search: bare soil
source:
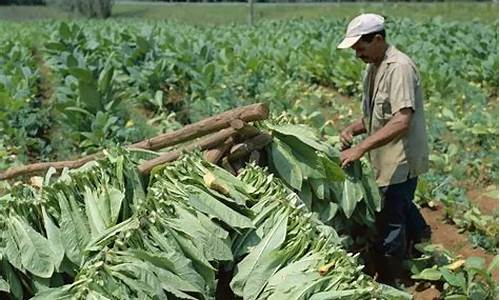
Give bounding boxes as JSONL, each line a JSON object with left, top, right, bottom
{"left": 467, "top": 187, "right": 499, "bottom": 216}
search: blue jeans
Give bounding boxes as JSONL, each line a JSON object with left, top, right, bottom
{"left": 375, "top": 177, "right": 429, "bottom": 258}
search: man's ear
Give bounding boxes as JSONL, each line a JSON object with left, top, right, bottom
{"left": 374, "top": 34, "right": 384, "bottom": 43}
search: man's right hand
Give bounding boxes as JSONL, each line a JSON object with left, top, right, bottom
{"left": 340, "top": 128, "right": 354, "bottom": 150}
{"left": 338, "top": 118, "right": 366, "bottom": 150}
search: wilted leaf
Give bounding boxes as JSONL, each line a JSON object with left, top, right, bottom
{"left": 446, "top": 259, "right": 466, "bottom": 271}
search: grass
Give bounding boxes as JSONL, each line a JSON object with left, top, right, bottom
{"left": 0, "top": 5, "right": 71, "bottom": 21}
{"left": 0, "top": 2, "right": 497, "bottom": 24}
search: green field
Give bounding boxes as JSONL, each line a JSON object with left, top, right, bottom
{"left": 0, "top": 2, "right": 497, "bottom": 23}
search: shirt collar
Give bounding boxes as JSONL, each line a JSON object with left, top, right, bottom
{"left": 383, "top": 45, "right": 399, "bottom": 64}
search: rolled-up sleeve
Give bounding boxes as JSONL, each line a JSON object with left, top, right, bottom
{"left": 388, "top": 63, "right": 418, "bottom": 114}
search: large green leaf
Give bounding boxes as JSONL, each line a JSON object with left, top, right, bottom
{"left": 58, "top": 22, "right": 72, "bottom": 40}
{"left": 243, "top": 249, "right": 286, "bottom": 300}
{"left": 1, "top": 259, "right": 23, "bottom": 300}
{"left": 147, "top": 227, "right": 207, "bottom": 293}
{"left": 0, "top": 276, "right": 9, "bottom": 292}
{"left": 70, "top": 67, "right": 102, "bottom": 114}
{"left": 3, "top": 229, "right": 24, "bottom": 272}
{"left": 166, "top": 204, "right": 232, "bottom": 262}
{"left": 84, "top": 186, "right": 124, "bottom": 238}
{"left": 341, "top": 179, "right": 364, "bottom": 218}
{"left": 167, "top": 226, "right": 215, "bottom": 273}
{"left": 275, "top": 134, "right": 326, "bottom": 180}
{"left": 298, "top": 181, "right": 313, "bottom": 210}
{"left": 231, "top": 210, "right": 288, "bottom": 296}
{"left": 268, "top": 272, "right": 325, "bottom": 300}
{"left": 110, "top": 261, "right": 166, "bottom": 298}
{"left": 264, "top": 254, "right": 321, "bottom": 295}
{"left": 440, "top": 267, "right": 466, "bottom": 289}
{"left": 30, "top": 284, "right": 74, "bottom": 300}
{"left": 360, "top": 162, "right": 382, "bottom": 213}
{"left": 310, "top": 179, "right": 325, "bottom": 200}
{"left": 84, "top": 187, "right": 107, "bottom": 237}
{"left": 312, "top": 198, "right": 339, "bottom": 223}
{"left": 7, "top": 216, "right": 57, "bottom": 278}
{"left": 186, "top": 186, "right": 254, "bottom": 230}
{"left": 58, "top": 191, "right": 91, "bottom": 266}
{"left": 319, "top": 153, "right": 345, "bottom": 182}
{"left": 86, "top": 217, "right": 140, "bottom": 252}
{"left": 411, "top": 267, "right": 442, "bottom": 281}
{"left": 41, "top": 208, "right": 65, "bottom": 271}
{"left": 465, "top": 256, "right": 486, "bottom": 270}
{"left": 125, "top": 249, "right": 201, "bottom": 297}
{"left": 269, "top": 124, "right": 333, "bottom": 155}
{"left": 154, "top": 268, "right": 201, "bottom": 299}
{"left": 105, "top": 187, "right": 125, "bottom": 227}
{"left": 270, "top": 140, "right": 302, "bottom": 190}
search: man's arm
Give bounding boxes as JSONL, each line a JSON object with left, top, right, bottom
{"left": 340, "top": 118, "right": 367, "bottom": 150}
{"left": 340, "top": 108, "right": 412, "bottom": 167}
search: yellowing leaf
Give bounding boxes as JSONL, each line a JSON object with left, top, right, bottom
{"left": 203, "top": 172, "right": 230, "bottom": 195}
{"left": 447, "top": 259, "right": 465, "bottom": 271}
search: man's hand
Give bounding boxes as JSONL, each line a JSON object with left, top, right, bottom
{"left": 339, "top": 118, "right": 366, "bottom": 151}
{"left": 340, "top": 146, "right": 365, "bottom": 168}
{"left": 339, "top": 128, "right": 354, "bottom": 150}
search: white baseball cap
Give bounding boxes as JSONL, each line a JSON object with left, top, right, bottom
{"left": 337, "top": 14, "right": 385, "bottom": 49}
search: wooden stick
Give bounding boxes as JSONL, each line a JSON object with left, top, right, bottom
{"left": 0, "top": 155, "right": 99, "bottom": 181}
{"left": 234, "top": 124, "right": 260, "bottom": 141}
{"left": 204, "top": 136, "right": 235, "bottom": 164}
{"left": 227, "top": 133, "right": 273, "bottom": 162}
{"left": 0, "top": 103, "right": 268, "bottom": 180}
{"left": 129, "top": 103, "right": 268, "bottom": 150}
{"left": 138, "top": 127, "right": 238, "bottom": 175}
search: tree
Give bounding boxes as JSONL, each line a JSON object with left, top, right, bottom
{"left": 0, "top": 0, "right": 45, "bottom": 4}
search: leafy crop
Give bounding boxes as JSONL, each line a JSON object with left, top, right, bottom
{"left": 0, "top": 148, "right": 411, "bottom": 299}
{"left": 409, "top": 243, "right": 498, "bottom": 299}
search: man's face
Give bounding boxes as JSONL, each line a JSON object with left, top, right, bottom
{"left": 351, "top": 37, "right": 380, "bottom": 64}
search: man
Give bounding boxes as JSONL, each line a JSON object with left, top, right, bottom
{"left": 337, "top": 13, "right": 431, "bottom": 283}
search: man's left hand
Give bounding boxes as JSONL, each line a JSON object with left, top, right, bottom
{"left": 340, "top": 146, "right": 365, "bottom": 168}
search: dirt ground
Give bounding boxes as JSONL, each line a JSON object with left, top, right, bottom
{"left": 408, "top": 188, "right": 499, "bottom": 300}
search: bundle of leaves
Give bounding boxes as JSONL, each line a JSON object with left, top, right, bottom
{"left": 232, "top": 164, "right": 409, "bottom": 299}
{"left": 0, "top": 147, "right": 409, "bottom": 299}
{"left": 260, "top": 116, "right": 382, "bottom": 241}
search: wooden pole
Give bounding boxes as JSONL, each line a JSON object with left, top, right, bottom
{"left": 138, "top": 127, "right": 238, "bottom": 175}
{"left": 227, "top": 133, "right": 273, "bottom": 162}
{"left": 0, "top": 103, "right": 269, "bottom": 180}
{"left": 128, "top": 103, "right": 268, "bottom": 150}
{"left": 204, "top": 136, "right": 235, "bottom": 164}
